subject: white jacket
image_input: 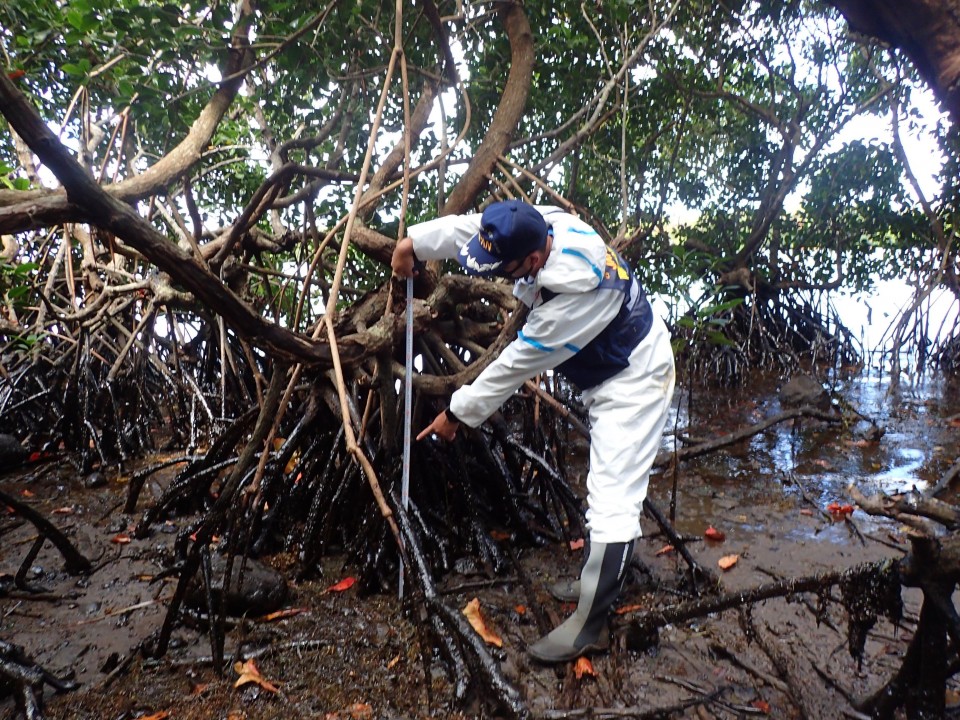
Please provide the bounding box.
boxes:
[407,206,625,427]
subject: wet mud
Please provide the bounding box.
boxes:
[2,372,959,719]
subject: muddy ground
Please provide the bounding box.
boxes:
[2,371,960,719]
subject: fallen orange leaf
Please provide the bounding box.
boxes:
[569,538,585,551]
[326,576,356,593]
[20,489,34,498]
[135,713,170,720]
[111,533,131,544]
[573,656,595,678]
[614,603,645,615]
[752,699,771,714]
[655,544,674,556]
[704,526,725,542]
[490,530,510,540]
[947,417,960,428]
[233,659,280,693]
[7,69,25,81]
[827,502,854,520]
[346,702,373,719]
[386,654,401,669]
[799,509,814,516]
[462,597,503,647]
[52,506,74,515]
[718,554,739,571]
[257,607,308,622]
[514,605,527,615]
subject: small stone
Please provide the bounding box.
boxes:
[0,434,27,469]
[184,555,288,616]
[779,374,829,407]
[84,472,107,489]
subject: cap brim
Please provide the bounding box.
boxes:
[457,234,504,276]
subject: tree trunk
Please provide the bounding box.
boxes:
[829,0,960,122]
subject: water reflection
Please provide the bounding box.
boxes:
[660,370,959,542]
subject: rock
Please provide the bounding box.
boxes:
[0,434,27,470]
[185,555,288,617]
[84,471,107,489]
[779,374,828,408]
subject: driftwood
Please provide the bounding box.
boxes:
[623,561,899,654]
[657,404,842,468]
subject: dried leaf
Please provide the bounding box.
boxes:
[573,656,595,678]
[752,699,771,714]
[799,509,814,516]
[614,603,645,615]
[135,713,170,720]
[490,530,511,541]
[514,605,527,615]
[233,659,280,694]
[346,702,373,719]
[190,682,211,696]
[326,576,356,593]
[111,533,131,544]
[257,607,308,622]
[387,654,401,670]
[568,538,585,551]
[462,597,503,647]
[20,489,34,498]
[655,544,674,556]
[718,554,739,571]
[52,506,74,515]
[704,526,725,542]
[827,502,854,520]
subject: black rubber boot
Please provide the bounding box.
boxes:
[528,539,635,663]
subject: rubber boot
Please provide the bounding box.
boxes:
[528,539,635,663]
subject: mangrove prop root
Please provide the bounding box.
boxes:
[856,583,951,719]
[642,497,717,593]
[0,489,91,574]
[123,454,200,514]
[391,488,529,720]
[0,639,79,720]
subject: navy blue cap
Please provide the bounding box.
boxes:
[457,200,548,276]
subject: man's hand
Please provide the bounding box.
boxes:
[391,236,419,278]
[416,410,460,442]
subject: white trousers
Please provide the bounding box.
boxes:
[581,313,675,543]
